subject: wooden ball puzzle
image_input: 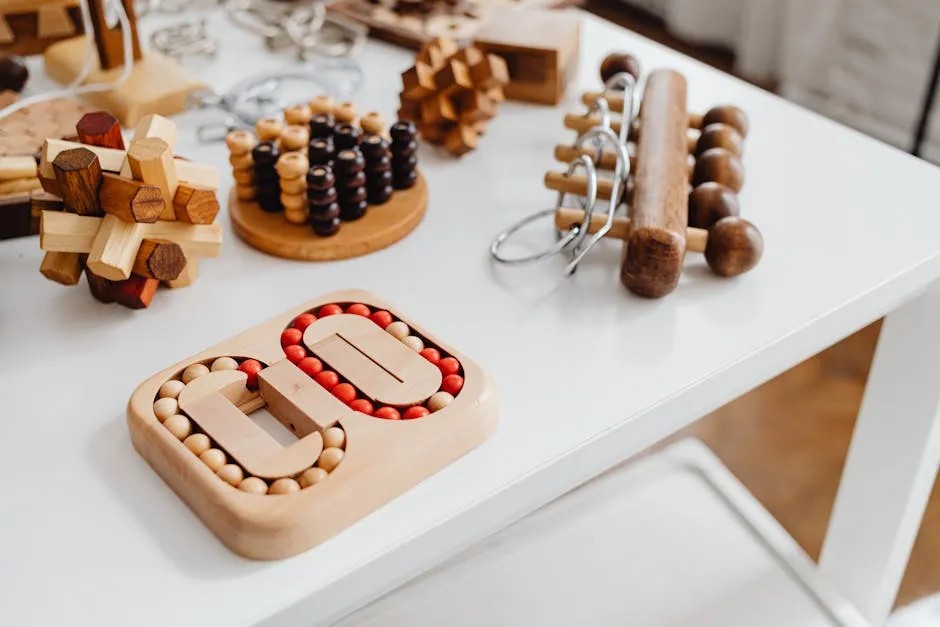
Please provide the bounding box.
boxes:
[127,289,499,560]
[227,96,428,261]
[35,111,222,309]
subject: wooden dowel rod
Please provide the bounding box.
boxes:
[553,144,694,177]
[563,114,698,151]
[544,171,636,202]
[554,208,707,252]
[581,91,704,128]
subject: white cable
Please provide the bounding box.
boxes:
[0,0,135,122]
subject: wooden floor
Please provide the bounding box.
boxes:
[581,0,940,611]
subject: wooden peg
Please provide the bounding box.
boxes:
[98,173,164,223]
[40,251,83,285]
[543,171,626,202]
[126,137,178,220]
[173,183,219,224]
[52,148,103,216]
[76,112,125,150]
[132,238,186,281]
[85,214,142,281]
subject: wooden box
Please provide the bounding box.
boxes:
[126,289,499,560]
[472,9,581,105]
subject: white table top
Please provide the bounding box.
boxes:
[4,8,940,627]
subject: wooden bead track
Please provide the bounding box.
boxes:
[545,53,763,298]
[127,289,498,560]
[227,96,428,262]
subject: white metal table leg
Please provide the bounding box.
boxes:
[819,286,940,625]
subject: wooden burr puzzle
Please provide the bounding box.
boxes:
[495,52,763,298]
[227,95,428,261]
[127,289,499,560]
[35,111,222,309]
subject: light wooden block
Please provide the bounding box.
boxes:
[39,250,82,285]
[126,137,178,220]
[0,156,38,181]
[85,214,142,281]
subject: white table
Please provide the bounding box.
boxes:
[3,8,940,627]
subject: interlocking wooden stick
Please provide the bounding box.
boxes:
[544,171,634,203]
[581,91,750,138]
[563,113,699,152]
[126,137,178,220]
[86,214,142,280]
[553,144,694,177]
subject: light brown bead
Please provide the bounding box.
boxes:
[217,464,244,486]
[322,426,346,450]
[401,335,424,352]
[158,379,184,399]
[211,356,239,372]
[318,447,344,472]
[280,176,306,194]
[284,206,309,225]
[299,467,329,488]
[183,433,211,455]
[280,125,310,152]
[428,391,454,412]
[153,397,179,421]
[269,477,301,494]
[335,102,357,124]
[236,185,256,200]
[233,169,255,185]
[182,363,210,383]
[163,414,192,440]
[386,320,409,340]
[276,151,310,180]
[225,129,257,155]
[239,477,268,494]
[704,216,763,278]
[256,117,285,142]
[284,104,313,126]
[695,123,744,157]
[309,94,335,115]
[229,152,254,170]
[199,448,226,471]
[360,111,385,135]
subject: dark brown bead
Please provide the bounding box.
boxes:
[308,187,338,208]
[701,105,749,138]
[599,53,640,84]
[335,149,365,174]
[368,185,393,205]
[361,134,390,159]
[389,120,417,142]
[689,182,739,229]
[391,138,418,158]
[365,154,391,172]
[392,154,418,173]
[251,142,279,165]
[696,123,744,157]
[340,198,368,221]
[311,215,341,236]
[308,138,334,166]
[333,124,362,150]
[309,201,340,220]
[306,165,335,190]
[692,148,744,192]
[368,169,393,187]
[0,55,29,93]
[258,195,282,213]
[393,169,418,190]
[339,171,367,189]
[704,217,763,277]
[309,113,334,139]
[340,186,367,205]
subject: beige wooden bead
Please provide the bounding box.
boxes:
[322,426,346,450]
[225,129,257,155]
[428,391,454,412]
[280,176,306,194]
[199,448,226,471]
[318,447,344,472]
[276,151,310,179]
[255,117,284,142]
[335,102,357,124]
[309,94,334,115]
[269,477,301,494]
[233,169,255,185]
[182,363,210,383]
[386,320,409,340]
[360,111,385,135]
[229,151,253,170]
[236,185,256,201]
[183,433,211,455]
[217,464,244,486]
[280,192,307,211]
[158,379,184,399]
[153,397,179,421]
[163,414,192,440]
[299,467,329,488]
[401,335,424,352]
[280,125,310,152]
[284,103,313,126]
[239,476,268,494]
[284,206,309,225]
[211,356,239,372]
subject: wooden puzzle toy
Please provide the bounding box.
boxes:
[227,96,428,261]
[491,53,763,298]
[398,36,509,156]
[0,0,84,56]
[127,289,499,560]
[0,97,94,157]
[36,110,222,308]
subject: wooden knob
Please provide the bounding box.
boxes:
[700,105,749,137]
[704,216,763,277]
[599,53,641,84]
[692,147,744,192]
[689,182,739,229]
[695,123,743,157]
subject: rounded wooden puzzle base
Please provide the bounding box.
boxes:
[229,171,428,261]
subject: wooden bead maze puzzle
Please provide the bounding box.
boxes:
[227,96,428,261]
[544,53,764,299]
[127,289,499,560]
[36,111,223,309]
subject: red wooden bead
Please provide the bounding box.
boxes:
[281,328,303,347]
[332,382,357,404]
[370,310,393,328]
[403,406,430,420]
[319,304,343,317]
[346,303,371,317]
[315,370,339,390]
[297,357,323,377]
[349,398,374,415]
[441,374,464,395]
[419,348,441,364]
[239,359,263,389]
[438,357,461,377]
[374,406,401,420]
[284,345,307,363]
[292,312,317,332]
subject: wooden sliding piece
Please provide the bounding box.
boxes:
[173,183,220,224]
[0,155,38,181]
[52,148,103,216]
[86,214,143,281]
[40,250,84,285]
[76,111,125,150]
[131,239,186,281]
[119,114,179,178]
[111,275,159,309]
[98,173,164,223]
[621,69,690,298]
[258,359,346,433]
[165,258,197,287]
[126,137,178,220]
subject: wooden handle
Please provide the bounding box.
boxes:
[581,91,704,128]
[555,208,707,251]
[543,171,635,203]
[553,144,693,177]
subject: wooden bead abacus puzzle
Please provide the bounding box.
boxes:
[227,96,429,261]
[35,111,222,309]
[127,289,499,560]
[491,52,763,299]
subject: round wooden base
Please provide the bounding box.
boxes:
[229,171,428,261]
